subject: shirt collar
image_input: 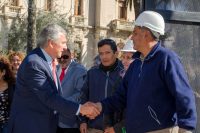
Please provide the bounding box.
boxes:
[40,48,53,65]
[133,41,161,60]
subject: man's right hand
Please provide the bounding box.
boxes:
[80,102,101,119]
[104,127,115,133]
[96,102,102,112]
[80,123,87,133]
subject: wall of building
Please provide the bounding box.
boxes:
[0,0,135,68]
[87,0,96,27]
[99,0,116,27]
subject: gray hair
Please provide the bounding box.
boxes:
[37,24,67,48]
[150,30,160,40]
[141,26,160,41]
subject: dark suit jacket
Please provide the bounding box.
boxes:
[8,48,79,133]
[57,61,87,128]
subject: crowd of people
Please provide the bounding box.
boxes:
[0,51,24,133]
[0,10,197,133]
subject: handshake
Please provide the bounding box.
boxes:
[79,102,102,119]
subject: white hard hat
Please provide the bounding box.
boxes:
[121,39,136,52]
[135,11,165,35]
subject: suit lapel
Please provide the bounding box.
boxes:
[55,71,62,94]
[35,48,58,92]
[61,61,76,85]
[57,65,62,76]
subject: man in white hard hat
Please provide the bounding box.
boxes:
[94,11,197,133]
[120,39,136,71]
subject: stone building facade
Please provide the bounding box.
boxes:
[0,0,135,68]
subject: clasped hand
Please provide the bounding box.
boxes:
[80,102,102,119]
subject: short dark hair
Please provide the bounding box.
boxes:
[64,48,71,53]
[97,39,117,53]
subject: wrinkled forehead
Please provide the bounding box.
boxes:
[133,26,142,32]
[133,26,151,34]
[135,25,146,30]
[12,55,21,59]
[98,44,113,51]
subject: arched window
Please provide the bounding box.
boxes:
[10,0,19,6]
[118,0,127,19]
[74,0,83,16]
[45,0,52,11]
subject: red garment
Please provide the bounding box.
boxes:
[59,68,66,82]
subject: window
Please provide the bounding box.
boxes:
[10,0,19,6]
[74,0,83,16]
[154,0,200,12]
[145,0,200,22]
[45,0,52,11]
[118,0,127,19]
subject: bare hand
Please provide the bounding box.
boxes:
[80,123,87,133]
[179,128,192,133]
[96,102,102,112]
[104,127,115,133]
[80,102,100,119]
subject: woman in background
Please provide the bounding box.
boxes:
[120,39,136,76]
[0,56,15,133]
[8,51,25,77]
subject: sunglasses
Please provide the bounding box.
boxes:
[57,55,69,60]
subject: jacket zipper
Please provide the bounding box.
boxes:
[105,71,109,98]
[134,57,144,78]
[139,60,144,77]
[103,71,109,125]
[135,56,151,78]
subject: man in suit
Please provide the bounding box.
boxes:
[57,48,87,133]
[8,24,100,133]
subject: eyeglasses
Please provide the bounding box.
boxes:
[57,55,69,60]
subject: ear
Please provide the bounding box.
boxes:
[2,70,6,76]
[143,30,149,38]
[47,39,54,48]
[115,51,119,57]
